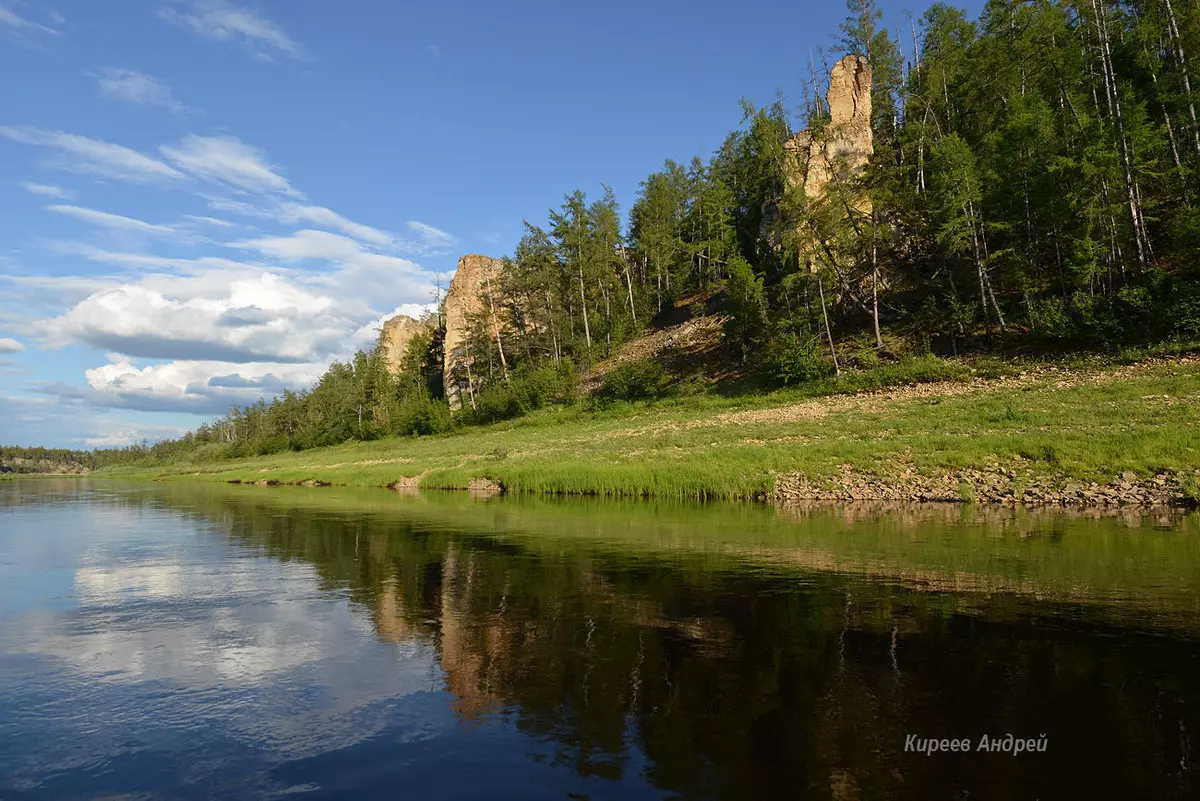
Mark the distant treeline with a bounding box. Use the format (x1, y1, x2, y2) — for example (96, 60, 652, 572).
(0, 446, 102, 473)
(95, 0, 1200, 464)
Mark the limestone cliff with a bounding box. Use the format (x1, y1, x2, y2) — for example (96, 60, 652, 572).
(378, 314, 431, 374)
(785, 54, 873, 212)
(443, 254, 506, 411)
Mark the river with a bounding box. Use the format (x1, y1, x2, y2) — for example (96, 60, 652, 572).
(1, 479, 1198, 799)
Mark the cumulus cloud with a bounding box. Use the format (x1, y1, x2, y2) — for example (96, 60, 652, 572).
(161, 134, 295, 195)
(0, 337, 24, 353)
(0, 126, 185, 183)
(38, 274, 360, 363)
(159, 1, 304, 60)
(94, 68, 188, 115)
(75, 357, 329, 414)
(20, 181, 73, 199)
(48, 204, 176, 235)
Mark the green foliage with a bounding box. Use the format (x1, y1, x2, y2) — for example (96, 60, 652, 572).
(764, 330, 835, 385)
(465, 364, 579, 426)
(596, 359, 671, 403)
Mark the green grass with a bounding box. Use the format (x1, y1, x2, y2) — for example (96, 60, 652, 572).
(97, 356, 1200, 500)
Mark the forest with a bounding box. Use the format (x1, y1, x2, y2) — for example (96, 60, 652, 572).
(68, 0, 1200, 466)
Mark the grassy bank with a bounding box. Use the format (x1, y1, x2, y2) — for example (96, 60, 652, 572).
(94, 353, 1200, 502)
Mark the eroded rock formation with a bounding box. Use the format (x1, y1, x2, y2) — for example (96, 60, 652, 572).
(785, 54, 873, 210)
(378, 314, 431, 374)
(443, 254, 506, 410)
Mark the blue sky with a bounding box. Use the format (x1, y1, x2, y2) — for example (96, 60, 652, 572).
(0, 0, 973, 449)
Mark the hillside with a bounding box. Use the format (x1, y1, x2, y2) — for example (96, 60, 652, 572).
(101, 353, 1200, 507)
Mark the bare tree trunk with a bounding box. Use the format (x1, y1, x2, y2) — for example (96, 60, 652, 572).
(871, 218, 883, 348)
(817, 271, 841, 377)
(483, 273, 508, 381)
(1165, 0, 1200, 164)
(577, 263, 592, 349)
(1092, 0, 1148, 268)
(966, 202, 992, 336)
(544, 290, 560, 366)
(619, 244, 637, 327)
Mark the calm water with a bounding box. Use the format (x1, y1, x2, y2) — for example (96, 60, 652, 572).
(1, 481, 1199, 800)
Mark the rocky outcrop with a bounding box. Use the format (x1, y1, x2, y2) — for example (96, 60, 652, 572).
(443, 254, 506, 410)
(785, 54, 873, 215)
(378, 314, 431, 374)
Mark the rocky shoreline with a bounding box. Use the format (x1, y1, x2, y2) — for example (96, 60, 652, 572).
(774, 465, 1200, 508)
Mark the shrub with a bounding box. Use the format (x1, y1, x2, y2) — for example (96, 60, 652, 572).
(763, 331, 833, 385)
(398, 398, 452, 436)
(465, 363, 578, 425)
(597, 358, 670, 403)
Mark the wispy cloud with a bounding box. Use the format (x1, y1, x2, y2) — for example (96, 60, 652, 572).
(407, 220, 455, 251)
(0, 126, 185, 183)
(48, 204, 176, 235)
(20, 181, 73, 199)
(0, 337, 24, 354)
(159, 1, 304, 60)
(94, 68, 189, 115)
(160, 134, 295, 195)
(277, 203, 392, 246)
(183, 214, 234, 228)
(0, 6, 58, 35)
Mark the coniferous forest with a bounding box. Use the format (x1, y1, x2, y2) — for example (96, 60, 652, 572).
(84, 0, 1200, 465)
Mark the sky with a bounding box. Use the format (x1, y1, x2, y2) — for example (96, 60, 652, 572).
(0, 0, 975, 449)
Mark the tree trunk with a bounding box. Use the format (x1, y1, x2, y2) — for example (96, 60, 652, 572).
(619, 244, 638, 327)
(1165, 0, 1200, 164)
(577, 263, 592, 349)
(817, 271, 841, 377)
(1092, 0, 1148, 269)
(483, 273, 509, 381)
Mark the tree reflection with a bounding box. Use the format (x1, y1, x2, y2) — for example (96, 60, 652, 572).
(140, 486, 1199, 800)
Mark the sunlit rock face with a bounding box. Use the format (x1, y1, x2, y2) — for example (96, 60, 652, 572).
(378, 314, 431, 375)
(785, 54, 873, 203)
(442, 254, 505, 411)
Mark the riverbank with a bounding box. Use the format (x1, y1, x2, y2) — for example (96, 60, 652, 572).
(97, 354, 1200, 506)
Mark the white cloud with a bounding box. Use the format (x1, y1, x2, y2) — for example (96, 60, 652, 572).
(208, 197, 397, 247)
(183, 214, 234, 228)
(0, 126, 185, 183)
(161, 134, 294, 195)
(80, 357, 329, 413)
(407, 220, 455, 250)
(0, 337, 24, 353)
(94, 68, 188, 115)
(50, 243, 264, 276)
(83, 425, 191, 448)
(38, 273, 359, 364)
(0, 6, 58, 34)
(48, 204, 176, 235)
(277, 204, 392, 246)
(159, 1, 304, 60)
(231, 229, 409, 269)
(20, 181, 73, 199)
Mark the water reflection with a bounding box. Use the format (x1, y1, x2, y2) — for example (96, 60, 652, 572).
(1, 480, 1198, 800)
